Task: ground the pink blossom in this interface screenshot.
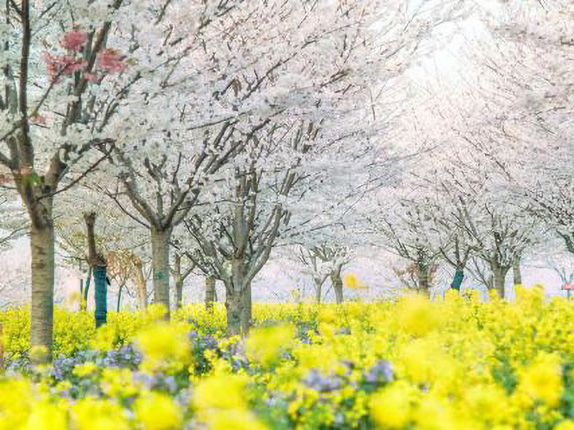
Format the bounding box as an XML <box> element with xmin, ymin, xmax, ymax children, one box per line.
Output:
<box><xmin>44</xmin><ymin>52</ymin><xmax>87</xmax><ymax>82</ymax></box>
<box><xmin>97</xmin><ymin>49</ymin><xmax>127</xmax><ymax>74</ymax></box>
<box><xmin>84</xmin><ymin>73</ymin><xmax>100</xmax><ymax>82</ymax></box>
<box><xmin>62</xmin><ymin>29</ymin><xmax>87</xmax><ymax>52</ymax></box>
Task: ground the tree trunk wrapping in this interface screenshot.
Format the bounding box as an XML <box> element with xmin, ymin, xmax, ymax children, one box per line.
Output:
<box><xmin>451</xmin><ymin>269</ymin><xmax>464</xmax><ymax>291</ymax></box>
<box><xmin>94</xmin><ymin>266</ymin><xmax>107</xmax><ymax>327</ymax></box>
<box><xmin>151</xmin><ymin>228</ymin><xmax>171</xmax><ymax>317</ymax></box>
<box><xmin>30</xmin><ymin>224</ymin><xmax>55</xmax><ymax>363</ymax></box>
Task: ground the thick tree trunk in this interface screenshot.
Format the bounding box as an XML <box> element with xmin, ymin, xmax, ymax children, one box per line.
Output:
<box><xmin>30</xmin><ymin>223</ymin><xmax>55</xmax><ymax>363</ymax></box>
<box><xmin>205</xmin><ymin>276</ymin><xmax>216</xmax><ymax>311</ymax></box>
<box><xmin>225</xmin><ymin>286</ymin><xmax>242</xmax><ymax>336</ymax></box>
<box><xmin>151</xmin><ymin>228</ymin><xmax>171</xmax><ymax>316</ymax></box>
<box><xmin>492</xmin><ymin>263</ymin><xmax>510</xmax><ymax>299</ymax></box>
<box><xmin>225</xmin><ymin>257</ymin><xmax>250</xmax><ymax>335</ymax></box>
<box><xmin>240</xmin><ymin>283</ymin><xmax>252</xmax><ymax>333</ymax></box>
<box><xmin>513</xmin><ymin>258</ymin><xmax>522</xmax><ymax>285</ymax></box>
<box><xmin>93</xmin><ymin>266</ymin><xmax>107</xmax><ymax>327</ymax></box>
<box><xmin>331</xmin><ymin>273</ymin><xmax>343</xmax><ymax>304</ymax></box>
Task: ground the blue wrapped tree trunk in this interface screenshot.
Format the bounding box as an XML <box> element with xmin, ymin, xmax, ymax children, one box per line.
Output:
<box><xmin>85</xmin><ymin>212</ymin><xmax>107</xmax><ymax>328</ymax></box>
<box><xmin>451</xmin><ymin>269</ymin><xmax>464</xmax><ymax>291</ymax></box>
<box><xmin>94</xmin><ymin>265</ymin><xmax>107</xmax><ymax>327</ymax></box>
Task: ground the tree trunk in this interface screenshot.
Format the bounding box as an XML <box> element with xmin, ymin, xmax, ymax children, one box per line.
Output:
<box><xmin>85</xmin><ymin>213</ymin><xmax>108</xmax><ymax>327</ymax></box>
<box><xmin>492</xmin><ymin>262</ymin><xmax>510</xmax><ymax>299</ymax></box>
<box><xmin>417</xmin><ymin>261</ymin><xmax>431</xmax><ymax>296</ymax></box>
<box><xmin>82</xmin><ymin>266</ymin><xmax>92</xmax><ymax>310</ymax></box>
<box><xmin>451</xmin><ymin>268</ymin><xmax>464</xmax><ymax>291</ymax></box>
<box><xmin>513</xmin><ymin>257</ymin><xmax>522</xmax><ymax>285</ymax></box>
<box><xmin>314</xmin><ymin>277</ymin><xmax>323</xmax><ymax>303</ymax></box>
<box><xmin>205</xmin><ymin>276</ymin><xmax>216</xmax><ymax>311</ymax></box>
<box><xmin>30</xmin><ymin>223</ymin><xmax>55</xmax><ymax>363</ymax></box>
<box><xmin>116</xmin><ymin>282</ymin><xmax>124</xmax><ymax>312</ymax></box>
<box><xmin>150</xmin><ymin>228</ymin><xmax>171</xmax><ymax>317</ymax></box>
<box><xmin>240</xmin><ymin>283</ymin><xmax>252</xmax><ymax>333</ymax></box>
<box><xmin>94</xmin><ymin>266</ymin><xmax>107</xmax><ymax>327</ymax></box>
<box><xmin>225</xmin><ymin>286</ymin><xmax>242</xmax><ymax>336</ymax></box>
<box><xmin>134</xmin><ymin>261</ymin><xmax>148</xmax><ymax>310</ymax></box>
<box><xmin>226</xmin><ymin>257</ymin><xmax>249</xmax><ymax>335</ymax></box>
<box><xmin>331</xmin><ymin>272</ymin><xmax>343</xmax><ymax>304</ymax></box>
<box><xmin>79</xmin><ymin>278</ymin><xmax>86</xmax><ymax>311</ymax></box>
<box><xmin>174</xmin><ymin>278</ymin><xmax>184</xmax><ymax>310</ymax></box>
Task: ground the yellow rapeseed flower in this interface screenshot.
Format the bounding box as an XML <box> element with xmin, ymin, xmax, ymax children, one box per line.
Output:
<box><xmin>73</xmin><ymin>362</ymin><xmax>98</xmax><ymax>378</ymax></box>
<box><xmin>135</xmin><ymin>392</ymin><xmax>182</xmax><ymax>430</ymax></box>
<box><xmin>72</xmin><ymin>397</ymin><xmax>130</xmax><ymax>430</ymax></box>
<box><xmin>193</xmin><ymin>373</ymin><xmax>249</xmax><ymax>411</ymax></box>
<box><xmin>370</xmin><ymin>381</ymin><xmax>414</xmax><ymax>428</ymax></box>
<box><xmin>25</xmin><ymin>402</ymin><xmax>67</xmax><ymax>430</ymax></box>
<box><xmin>245</xmin><ymin>324</ymin><xmax>295</xmax><ymax>366</ymax></box>
<box><xmin>518</xmin><ymin>352</ymin><xmax>563</xmax><ymax>407</ymax></box>
<box><xmin>397</xmin><ymin>294</ymin><xmax>442</xmax><ymax>337</ymax></box>
<box><xmin>136</xmin><ymin>322</ymin><xmax>190</xmax><ymax>368</ymax></box>
<box><xmin>204</xmin><ymin>409</ymin><xmax>269</xmax><ymax>430</ymax></box>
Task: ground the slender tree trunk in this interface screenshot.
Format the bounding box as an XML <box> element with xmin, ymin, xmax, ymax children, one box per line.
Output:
<box><xmin>79</xmin><ymin>278</ymin><xmax>86</xmax><ymax>311</ymax></box>
<box><xmin>331</xmin><ymin>272</ymin><xmax>343</xmax><ymax>304</ymax></box>
<box><xmin>172</xmin><ymin>253</ymin><xmax>184</xmax><ymax>310</ymax></box>
<box><xmin>513</xmin><ymin>257</ymin><xmax>522</xmax><ymax>285</ymax></box>
<box><xmin>174</xmin><ymin>278</ymin><xmax>184</xmax><ymax>310</ymax></box>
<box><xmin>314</xmin><ymin>278</ymin><xmax>323</xmax><ymax>303</ymax></box>
<box><xmin>134</xmin><ymin>261</ymin><xmax>148</xmax><ymax>310</ymax></box>
<box><xmin>85</xmin><ymin>213</ymin><xmax>107</xmax><ymax>327</ymax></box>
<box><xmin>417</xmin><ymin>261</ymin><xmax>431</xmax><ymax>296</ymax></box>
<box><xmin>150</xmin><ymin>228</ymin><xmax>171</xmax><ymax>316</ymax></box>
<box><xmin>487</xmin><ymin>274</ymin><xmax>494</xmax><ymax>290</ymax></box>
<box><xmin>30</xmin><ymin>223</ymin><xmax>55</xmax><ymax>363</ymax></box>
<box><xmin>205</xmin><ymin>276</ymin><xmax>216</xmax><ymax>311</ymax></box>
<box><xmin>116</xmin><ymin>282</ymin><xmax>124</xmax><ymax>312</ymax></box>
<box><xmin>82</xmin><ymin>267</ymin><xmax>92</xmax><ymax>310</ymax></box>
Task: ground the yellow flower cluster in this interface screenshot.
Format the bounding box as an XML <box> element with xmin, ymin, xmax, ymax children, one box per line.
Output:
<box><xmin>0</xmin><ymin>287</ymin><xmax>574</xmax><ymax>430</ymax></box>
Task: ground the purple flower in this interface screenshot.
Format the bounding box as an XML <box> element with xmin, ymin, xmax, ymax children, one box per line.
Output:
<box><xmin>365</xmin><ymin>360</ymin><xmax>394</xmax><ymax>384</ymax></box>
